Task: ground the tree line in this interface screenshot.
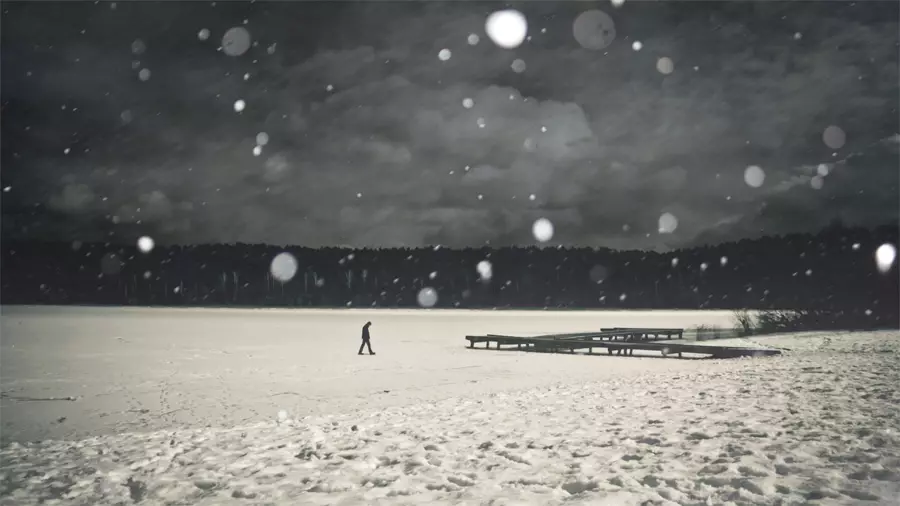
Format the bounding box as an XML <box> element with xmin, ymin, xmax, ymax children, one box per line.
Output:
<box><xmin>1</xmin><ymin>222</ymin><xmax>896</xmax><ymax>328</ymax></box>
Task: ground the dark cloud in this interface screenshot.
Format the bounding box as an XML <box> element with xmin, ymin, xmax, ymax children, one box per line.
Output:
<box><xmin>1</xmin><ymin>1</ymin><xmax>897</xmax><ymax>249</ymax></box>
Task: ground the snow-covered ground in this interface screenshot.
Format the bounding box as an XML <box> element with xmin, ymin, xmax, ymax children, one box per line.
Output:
<box><xmin>1</xmin><ymin>307</ymin><xmax>898</xmax><ymax>505</ymax></box>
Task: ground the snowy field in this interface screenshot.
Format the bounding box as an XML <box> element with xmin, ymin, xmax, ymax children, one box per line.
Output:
<box><xmin>1</xmin><ymin>306</ymin><xmax>898</xmax><ymax>505</ymax></box>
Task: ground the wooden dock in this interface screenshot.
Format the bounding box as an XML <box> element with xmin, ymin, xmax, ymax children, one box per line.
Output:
<box><xmin>465</xmin><ymin>328</ymin><xmax>780</xmax><ymax>359</ymax></box>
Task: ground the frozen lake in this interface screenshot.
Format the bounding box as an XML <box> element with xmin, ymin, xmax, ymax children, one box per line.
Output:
<box><xmin>1</xmin><ymin>306</ymin><xmax>737</xmax><ymax>442</ymax></box>
<box><xmin>1</xmin><ymin>306</ymin><xmax>898</xmax><ymax>505</ymax></box>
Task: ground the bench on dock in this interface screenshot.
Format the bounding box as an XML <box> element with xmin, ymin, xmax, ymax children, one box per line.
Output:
<box><xmin>464</xmin><ymin>330</ymin><xmax>779</xmax><ymax>360</ymax></box>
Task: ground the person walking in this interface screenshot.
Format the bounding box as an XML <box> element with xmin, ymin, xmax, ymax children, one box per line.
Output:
<box><xmin>358</xmin><ymin>321</ymin><xmax>375</xmax><ymax>355</ymax></box>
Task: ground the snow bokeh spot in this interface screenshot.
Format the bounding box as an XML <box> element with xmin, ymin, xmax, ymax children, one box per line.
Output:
<box><xmin>270</xmin><ymin>252</ymin><xmax>298</xmax><ymax>282</ymax></box>
<box><xmin>572</xmin><ymin>10</ymin><xmax>616</xmax><ymax>50</ymax></box>
<box><xmin>131</xmin><ymin>39</ymin><xmax>146</xmax><ymax>55</ymax></box>
<box><xmin>822</xmin><ymin>125</ymin><xmax>846</xmax><ymax>150</ymax></box>
<box><xmin>485</xmin><ymin>10</ymin><xmax>528</xmax><ymax>49</ymax></box>
<box><xmin>589</xmin><ymin>265</ymin><xmax>608</xmax><ymax>283</ymax></box>
<box><xmin>658</xmin><ymin>212</ymin><xmax>678</xmax><ymax>234</ymax></box>
<box><xmin>222</xmin><ymin>27</ymin><xmax>252</xmax><ymax>56</ymax></box>
<box><xmin>875</xmin><ymin>243</ymin><xmax>897</xmax><ymax>273</ymax></box>
<box><xmin>744</xmin><ymin>165</ymin><xmax>765</xmax><ymax>188</ymax></box>
<box><xmin>476</xmin><ymin>260</ymin><xmax>493</xmax><ymax>281</ymax></box>
<box><xmin>137</xmin><ymin>236</ymin><xmax>155</xmax><ymax>253</ymax></box>
<box><xmin>810</xmin><ymin>175</ymin><xmax>824</xmax><ymax>190</ymax></box>
<box><xmin>532</xmin><ymin>218</ymin><xmax>554</xmax><ymax>243</ymax></box>
<box><xmin>656</xmin><ymin>57</ymin><xmax>675</xmax><ymax>75</ymax></box>
<box><xmin>416</xmin><ymin>287</ymin><xmax>439</xmax><ymax>308</ymax></box>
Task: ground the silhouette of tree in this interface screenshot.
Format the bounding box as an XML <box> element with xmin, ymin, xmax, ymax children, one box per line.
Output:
<box><xmin>1</xmin><ymin>222</ymin><xmax>896</xmax><ymax>329</ymax></box>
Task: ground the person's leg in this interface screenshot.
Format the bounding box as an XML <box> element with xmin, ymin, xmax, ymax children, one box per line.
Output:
<box><xmin>366</xmin><ymin>339</ymin><xmax>375</xmax><ymax>354</ymax></box>
<box><xmin>358</xmin><ymin>340</ymin><xmax>365</xmax><ymax>354</ymax></box>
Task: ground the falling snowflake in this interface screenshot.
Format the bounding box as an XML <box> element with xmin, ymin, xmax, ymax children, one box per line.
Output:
<box><xmin>744</xmin><ymin>165</ymin><xmax>765</xmax><ymax>188</ymax></box>
<box><xmin>532</xmin><ymin>218</ymin><xmax>554</xmax><ymax>242</ymax></box>
<box><xmin>485</xmin><ymin>9</ymin><xmax>528</xmax><ymax>49</ymax></box>
<box><xmin>476</xmin><ymin>260</ymin><xmax>493</xmax><ymax>281</ymax></box>
<box><xmin>270</xmin><ymin>252</ymin><xmax>298</xmax><ymax>282</ymax></box>
<box><xmin>417</xmin><ymin>287</ymin><xmax>439</xmax><ymax>308</ymax></box>
<box><xmin>137</xmin><ymin>236</ymin><xmax>155</xmax><ymax>253</ymax></box>
<box><xmin>875</xmin><ymin>243</ymin><xmax>897</xmax><ymax>273</ymax></box>
<box><xmin>131</xmin><ymin>39</ymin><xmax>146</xmax><ymax>55</ymax></box>
<box><xmin>222</xmin><ymin>27</ymin><xmax>252</xmax><ymax>56</ymax></box>
<box><xmin>658</xmin><ymin>212</ymin><xmax>678</xmax><ymax>234</ymax></box>
<box><xmin>656</xmin><ymin>57</ymin><xmax>674</xmax><ymax>75</ymax></box>
<box><xmin>822</xmin><ymin>125</ymin><xmax>846</xmax><ymax>150</ymax></box>
<box><xmin>572</xmin><ymin>10</ymin><xmax>616</xmax><ymax>50</ymax></box>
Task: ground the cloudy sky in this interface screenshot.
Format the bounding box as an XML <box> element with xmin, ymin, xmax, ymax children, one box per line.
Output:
<box><xmin>1</xmin><ymin>1</ymin><xmax>897</xmax><ymax>250</ymax></box>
